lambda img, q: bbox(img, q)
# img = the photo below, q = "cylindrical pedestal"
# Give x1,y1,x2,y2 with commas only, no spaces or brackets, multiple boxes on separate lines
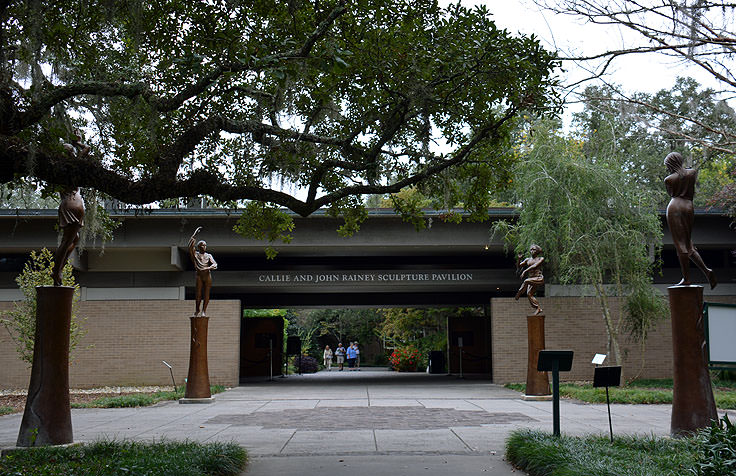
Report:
526,314,551,397
17,286,74,446
669,285,718,436
185,315,211,399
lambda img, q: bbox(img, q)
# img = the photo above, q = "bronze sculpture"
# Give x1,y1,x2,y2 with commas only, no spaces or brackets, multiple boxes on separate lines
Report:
52,130,89,286
664,152,717,289
188,227,217,316
515,244,545,314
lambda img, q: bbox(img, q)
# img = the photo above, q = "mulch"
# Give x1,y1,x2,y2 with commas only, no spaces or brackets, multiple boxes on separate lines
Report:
1,392,140,414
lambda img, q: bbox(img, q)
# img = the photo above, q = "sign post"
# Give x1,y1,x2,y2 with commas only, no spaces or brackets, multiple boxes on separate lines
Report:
537,350,574,437
593,365,622,442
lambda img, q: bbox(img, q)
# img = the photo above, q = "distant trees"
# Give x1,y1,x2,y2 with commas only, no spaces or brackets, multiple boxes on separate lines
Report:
536,2,736,207
574,78,736,206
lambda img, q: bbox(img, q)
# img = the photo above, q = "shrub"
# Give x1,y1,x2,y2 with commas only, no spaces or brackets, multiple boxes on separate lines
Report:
0,440,247,476
389,345,421,371
292,355,319,373
691,414,736,476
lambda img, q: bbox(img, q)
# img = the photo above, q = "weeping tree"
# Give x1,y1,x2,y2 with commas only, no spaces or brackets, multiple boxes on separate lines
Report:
0,0,559,244
495,121,667,377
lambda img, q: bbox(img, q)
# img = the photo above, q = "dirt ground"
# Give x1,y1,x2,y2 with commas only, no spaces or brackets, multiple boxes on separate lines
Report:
1,392,140,414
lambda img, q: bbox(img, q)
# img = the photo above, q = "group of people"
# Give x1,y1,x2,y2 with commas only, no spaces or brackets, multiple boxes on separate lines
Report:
322,342,360,371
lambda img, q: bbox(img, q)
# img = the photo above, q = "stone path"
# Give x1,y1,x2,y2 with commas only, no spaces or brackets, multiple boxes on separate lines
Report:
0,367,705,476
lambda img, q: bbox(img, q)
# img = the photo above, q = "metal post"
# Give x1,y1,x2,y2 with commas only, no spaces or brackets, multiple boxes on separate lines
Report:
162,361,176,391
446,315,451,376
458,337,464,379
269,338,273,382
552,360,560,437
606,386,613,442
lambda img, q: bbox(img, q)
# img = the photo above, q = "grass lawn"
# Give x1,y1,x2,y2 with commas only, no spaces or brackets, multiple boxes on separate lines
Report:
0,440,247,476
506,429,697,476
70,385,227,409
505,378,736,409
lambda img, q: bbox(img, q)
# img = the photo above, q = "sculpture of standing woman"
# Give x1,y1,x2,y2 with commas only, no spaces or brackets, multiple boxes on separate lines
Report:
52,130,89,286
188,227,217,316
664,152,717,289
515,244,545,314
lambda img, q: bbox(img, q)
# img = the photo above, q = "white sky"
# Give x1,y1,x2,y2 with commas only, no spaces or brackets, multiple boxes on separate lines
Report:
448,1,729,107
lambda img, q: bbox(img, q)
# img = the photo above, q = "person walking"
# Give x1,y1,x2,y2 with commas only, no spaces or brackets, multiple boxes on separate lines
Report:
335,343,346,371
346,342,357,370
323,345,334,371
354,342,361,370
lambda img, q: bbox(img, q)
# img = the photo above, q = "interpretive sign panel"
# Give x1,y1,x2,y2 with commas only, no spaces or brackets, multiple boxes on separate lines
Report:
704,302,736,368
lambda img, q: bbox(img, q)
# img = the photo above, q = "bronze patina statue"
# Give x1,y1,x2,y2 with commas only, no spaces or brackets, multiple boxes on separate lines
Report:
664,152,717,289
515,244,545,314
188,227,217,316
52,130,89,286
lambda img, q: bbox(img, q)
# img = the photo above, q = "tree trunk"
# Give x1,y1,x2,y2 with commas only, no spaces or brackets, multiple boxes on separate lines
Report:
594,282,622,369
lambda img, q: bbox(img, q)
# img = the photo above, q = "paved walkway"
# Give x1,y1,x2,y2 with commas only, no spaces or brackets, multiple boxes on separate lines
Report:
0,368,704,475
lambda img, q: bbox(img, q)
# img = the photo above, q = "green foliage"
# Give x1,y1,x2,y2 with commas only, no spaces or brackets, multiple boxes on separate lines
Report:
379,307,480,368
0,0,559,238
0,179,57,208
295,308,382,360
624,287,668,344
389,345,421,372
691,415,736,476
575,78,736,207
506,429,697,476
710,166,736,223
0,440,247,476
0,406,14,416
494,121,664,369
0,248,86,365
76,190,121,251
504,380,736,409
233,202,294,258
242,308,287,318
389,187,433,231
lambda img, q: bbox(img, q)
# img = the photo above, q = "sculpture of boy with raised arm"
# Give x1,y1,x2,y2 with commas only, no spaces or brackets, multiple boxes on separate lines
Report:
188,227,218,317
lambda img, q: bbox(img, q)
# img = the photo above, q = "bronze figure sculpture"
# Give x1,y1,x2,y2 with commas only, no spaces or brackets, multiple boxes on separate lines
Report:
664,152,717,289
188,227,217,316
52,130,89,286
515,244,545,315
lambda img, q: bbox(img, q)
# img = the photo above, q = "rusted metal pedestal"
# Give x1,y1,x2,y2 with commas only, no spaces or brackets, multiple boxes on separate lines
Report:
524,314,551,400
17,286,74,446
181,315,213,404
669,285,717,436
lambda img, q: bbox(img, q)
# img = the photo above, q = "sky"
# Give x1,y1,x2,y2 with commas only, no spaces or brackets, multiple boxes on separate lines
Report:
447,1,730,106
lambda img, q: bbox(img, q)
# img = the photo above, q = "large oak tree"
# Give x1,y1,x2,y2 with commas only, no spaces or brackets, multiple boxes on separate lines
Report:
0,0,558,224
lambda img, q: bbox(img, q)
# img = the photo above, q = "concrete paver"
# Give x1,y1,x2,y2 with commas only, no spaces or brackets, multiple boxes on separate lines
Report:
0,367,707,475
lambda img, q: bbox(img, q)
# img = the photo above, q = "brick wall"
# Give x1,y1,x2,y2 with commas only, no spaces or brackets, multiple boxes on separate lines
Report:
3,294,734,388
0,300,241,389
491,295,736,384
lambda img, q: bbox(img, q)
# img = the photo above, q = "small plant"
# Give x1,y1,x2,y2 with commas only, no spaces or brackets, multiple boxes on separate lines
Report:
389,345,421,372
0,248,87,365
690,414,736,476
